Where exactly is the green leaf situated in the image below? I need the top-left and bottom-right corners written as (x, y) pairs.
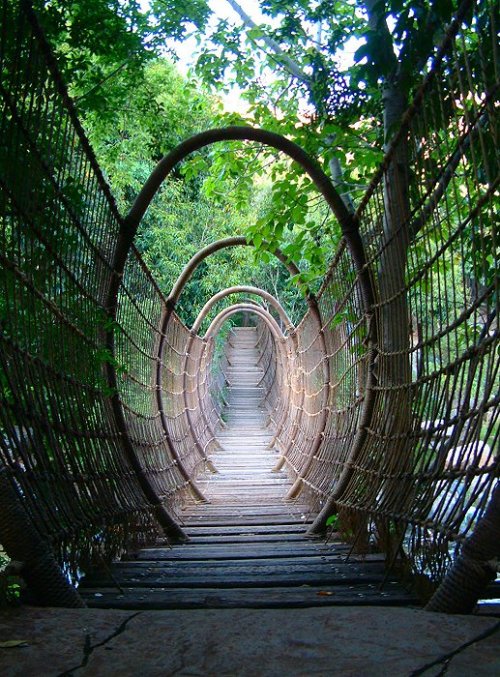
top-left (247, 26), bottom-right (264, 40)
top-left (253, 233), bottom-right (263, 249)
top-left (326, 514), bottom-right (339, 527)
top-left (0, 640), bottom-right (29, 648)
top-left (354, 42), bottom-right (370, 64)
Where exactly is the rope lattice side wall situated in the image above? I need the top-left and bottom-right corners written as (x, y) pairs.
top-left (116, 255), bottom-right (193, 519)
top-left (277, 0), bottom-right (499, 588)
top-left (301, 249), bottom-right (369, 504)
top-left (354, 0), bottom-right (499, 576)
top-left (0, 0), bottom-right (197, 598)
top-left (254, 318), bottom-right (281, 417)
top-left (273, 309), bottom-right (330, 498)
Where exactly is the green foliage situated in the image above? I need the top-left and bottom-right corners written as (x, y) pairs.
top-left (153, 3), bottom-right (372, 268)
top-left (28, 0), bottom-right (411, 316)
top-left (43, 7), bottom-right (311, 325)
top-left (34, 0), bottom-right (149, 118)
top-left (34, 0), bottom-right (494, 333)
top-left (147, 0), bottom-right (490, 279)
top-left (325, 513), bottom-right (339, 528)
top-left (0, 552), bottom-right (21, 607)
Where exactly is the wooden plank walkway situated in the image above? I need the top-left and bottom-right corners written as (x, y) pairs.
top-left (80, 327), bottom-right (417, 609)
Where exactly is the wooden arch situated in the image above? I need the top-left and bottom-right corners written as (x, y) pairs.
top-left (191, 286), bottom-right (294, 335)
top-left (203, 303), bottom-right (286, 342)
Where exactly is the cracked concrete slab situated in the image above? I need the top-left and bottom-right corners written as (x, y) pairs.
top-left (0, 607), bottom-right (499, 676)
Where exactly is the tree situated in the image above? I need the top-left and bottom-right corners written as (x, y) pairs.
top-left (35, 0), bottom-right (495, 416)
top-left (32, 0), bottom-right (209, 118)
top-left (35, 0), bottom-right (495, 425)
top-left (33, 0), bottom-right (495, 339)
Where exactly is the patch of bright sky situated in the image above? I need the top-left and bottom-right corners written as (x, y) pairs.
top-left (140, 0), bottom-right (363, 114)
top-left (168, 0), bottom-right (277, 113)
top-left (138, 0), bottom-right (246, 111)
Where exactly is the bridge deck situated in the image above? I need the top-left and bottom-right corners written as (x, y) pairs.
top-left (80, 328), bottom-right (417, 609)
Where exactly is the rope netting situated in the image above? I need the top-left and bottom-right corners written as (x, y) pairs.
top-left (0, 0), bottom-right (498, 610)
top-left (309, 0), bottom-right (498, 559)
top-left (266, 0), bottom-right (499, 590)
top-left (0, 0), bottom-right (156, 583)
top-left (0, 0), bottom-right (217, 598)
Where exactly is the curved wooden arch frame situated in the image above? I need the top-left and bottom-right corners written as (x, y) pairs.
top-left (112, 127), bottom-right (373, 314)
top-left (174, 251), bottom-right (297, 469)
top-left (160, 232), bottom-right (307, 485)
top-left (105, 126), bottom-right (377, 537)
top-left (168, 236), bottom-right (303, 310)
top-left (191, 286), bottom-right (294, 335)
top-left (184, 295), bottom-right (293, 463)
top-left (203, 303), bottom-right (286, 342)
top-left (151, 235), bottom-right (304, 498)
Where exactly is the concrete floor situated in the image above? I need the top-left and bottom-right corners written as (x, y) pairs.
top-left (0, 606), bottom-right (499, 676)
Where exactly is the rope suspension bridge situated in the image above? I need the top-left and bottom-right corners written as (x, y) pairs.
top-left (0, 0), bottom-right (498, 620)
top-left (80, 325), bottom-right (416, 609)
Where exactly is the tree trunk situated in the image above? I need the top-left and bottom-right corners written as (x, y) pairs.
top-left (373, 79), bottom-right (414, 512)
top-left (426, 482), bottom-right (500, 613)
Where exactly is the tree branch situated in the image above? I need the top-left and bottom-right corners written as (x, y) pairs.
top-left (329, 154), bottom-right (356, 214)
top-left (224, 0), bottom-right (311, 84)
top-left (363, 0), bottom-right (398, 72)
top-left (74, 61), bottom-right (131, 104)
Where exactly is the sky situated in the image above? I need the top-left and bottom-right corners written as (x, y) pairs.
top-left (166, 0), bottom-right (266, 113)
top-left (142, 0), bottom-right (363, 114)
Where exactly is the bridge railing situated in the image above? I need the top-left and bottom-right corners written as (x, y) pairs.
top-left (0, 0), bottom-right (205, 599)
top-left (255, 318), bottom-right (280, 414)
top-left (276, 0), bottom-right (499, 588)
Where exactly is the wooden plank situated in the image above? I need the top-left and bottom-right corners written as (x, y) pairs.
top-left (82, 568), bottom-right (395, 589)
top-left (82, 574), bottom-right (395, 590)
top-left (183, 534), bottom-right (310, 545)
top-left (134, 545), bottom-right (340, 560)
top-left (179, 518), bottom-right (313, 527)
top-left (181, 508), bottom-right (311, 516)
top-left (182, 512), bottom-right (311, 520)
top-left (181, 531), bottom-right (345, 545)
top-left (92, 557), bottom-right (390, 576)
top-left (81, 585), bottom-right (418, 610)
top-left (182, 524), bottom-right (310, 536)
top-left (181, 505), bottom-right (310, 513)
